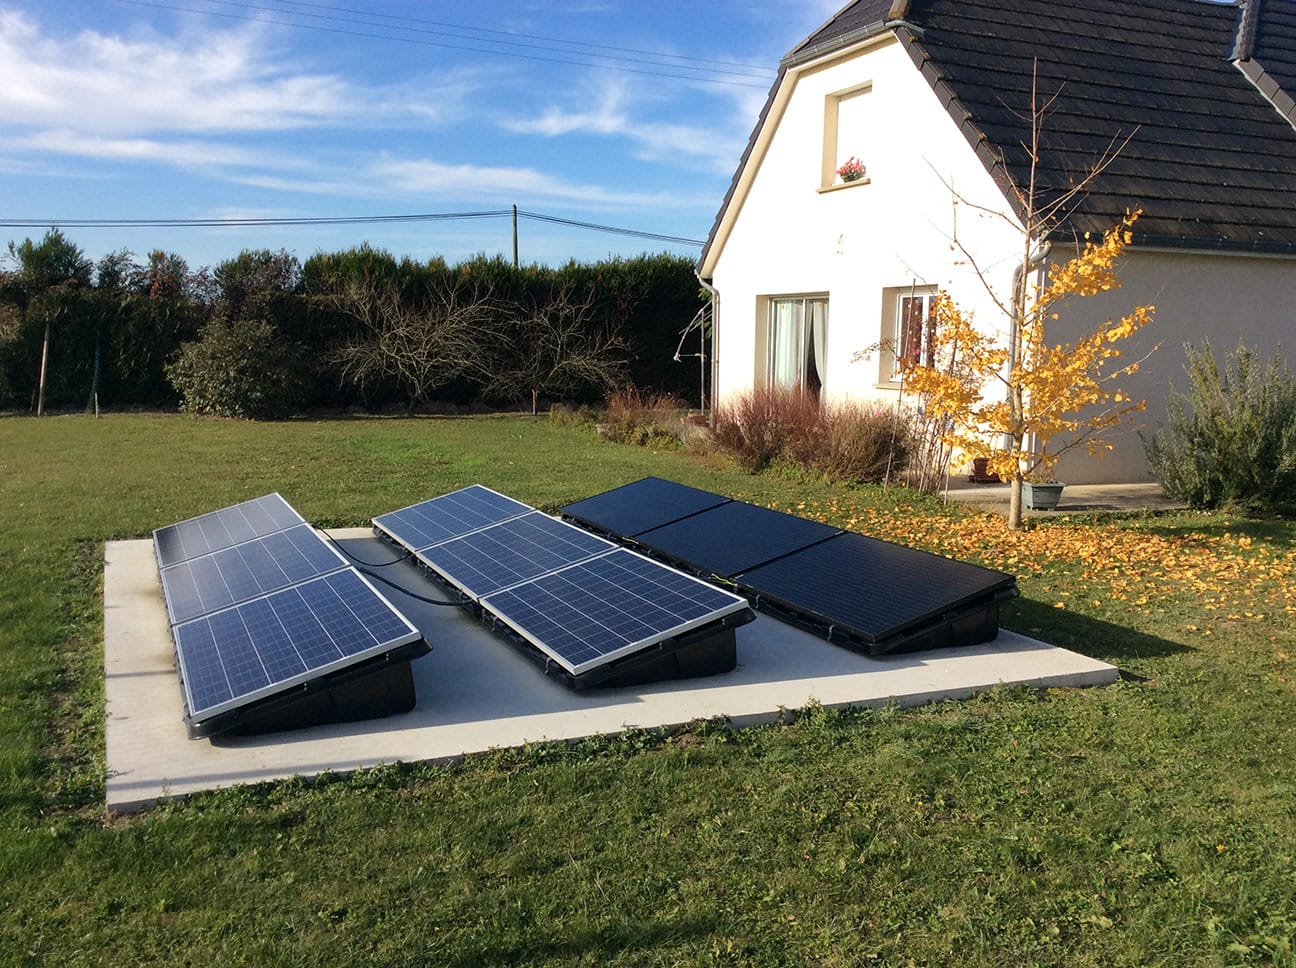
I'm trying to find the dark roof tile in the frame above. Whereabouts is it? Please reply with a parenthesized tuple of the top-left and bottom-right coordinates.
(1251, 0, 1296, 91)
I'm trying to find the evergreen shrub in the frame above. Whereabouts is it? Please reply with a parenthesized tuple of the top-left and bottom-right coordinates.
(1143, 340, 1296, 513)
(166, 316, 310, 419)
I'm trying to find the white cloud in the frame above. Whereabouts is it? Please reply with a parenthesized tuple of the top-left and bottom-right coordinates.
(503, 77, 753, 174)
(0, 8, 462, 136)
(367, 155, 705, 210)
(15, 129, 304, 171)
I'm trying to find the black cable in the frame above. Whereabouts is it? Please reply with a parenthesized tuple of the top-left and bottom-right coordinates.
(357, 567, 464, 607)
(517, 210, 706, 246)
(317, 527, 464, 606)
(0, 210, 706, 246)
(263, 0, 773, 75)
(318, 527, 406, 567)
(0, 210, 511, 228)
(114, 0, 770, 89)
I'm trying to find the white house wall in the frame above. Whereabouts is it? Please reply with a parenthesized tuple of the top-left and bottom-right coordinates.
(710, 36, 1024, 413)
(709, 35, 1296, 485)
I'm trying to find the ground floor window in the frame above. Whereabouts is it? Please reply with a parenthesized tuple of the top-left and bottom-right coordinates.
(879, 285, 937, 385)
(768, 296, 828, 396)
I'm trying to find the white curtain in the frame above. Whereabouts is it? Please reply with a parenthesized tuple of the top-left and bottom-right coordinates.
(770, 300, 800, 388)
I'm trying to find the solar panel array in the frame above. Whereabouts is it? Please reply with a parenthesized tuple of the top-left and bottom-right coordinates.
(481, 549, 749, 677)
(154, 493, 304, 567)
(372, 485, 532, 550)
(155, 494, 424, 736)
(375, 486, 752, 684)
(562, 477, 731, 538)
(420, 511, 615, 599)
(562, 477, 1019, 655)
(633, 500, 840, 578)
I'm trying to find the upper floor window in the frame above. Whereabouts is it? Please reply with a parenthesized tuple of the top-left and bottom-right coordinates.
(821, 84, 872, 190)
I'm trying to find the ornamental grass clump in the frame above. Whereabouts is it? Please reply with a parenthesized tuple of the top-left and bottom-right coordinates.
(713, 386, 908, 484)
(600, 385, 685, 447)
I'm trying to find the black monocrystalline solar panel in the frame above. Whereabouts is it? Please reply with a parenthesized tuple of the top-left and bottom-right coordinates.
(153, 493, 303, 567)
(480, 548, 751, 676)
(416, 511, 615, 600)
(373, 484, 532, 553)
(561, 476, 732, 537)
(633, 500, 842, 578)
(158, 523, 349, 624)
(735, 532, 1018, 655)
(174, 569, 423, 724)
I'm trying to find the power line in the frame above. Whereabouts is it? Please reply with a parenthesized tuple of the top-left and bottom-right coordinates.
(517, 211, 704, 247)
(114, 0, 773, 89)
(0, 208, 706, 246)
(0, 210, 510, 228)
(262, 0, 772, 74)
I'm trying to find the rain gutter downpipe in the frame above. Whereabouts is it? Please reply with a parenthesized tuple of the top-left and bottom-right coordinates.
(695, 271, 719, 428)
(1007, 238, 1052, 452)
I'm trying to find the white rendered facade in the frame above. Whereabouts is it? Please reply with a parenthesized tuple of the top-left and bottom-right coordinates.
(703, 34, 1296, 483)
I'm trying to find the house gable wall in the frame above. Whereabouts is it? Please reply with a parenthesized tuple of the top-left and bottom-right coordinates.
(710, 37, 1022, 409)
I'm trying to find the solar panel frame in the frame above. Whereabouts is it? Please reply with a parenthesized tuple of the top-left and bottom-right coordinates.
(153, 493, 304, 567)
(734, 532, 1018, 654)
(158, 523, 350, 625)
(373, 484, 534, 554)
(415, 510, 617, 600)
(632, 500, 843, 578)
(561, 476, 733, 538)
(479, 547, 752, 677)
(173, 568, 424, 725)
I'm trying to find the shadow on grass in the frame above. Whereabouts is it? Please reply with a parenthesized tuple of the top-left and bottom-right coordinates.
(442, 915, 718, 968)
(1135, 515, 1296, 545)
(1004, 597, 1191, 664)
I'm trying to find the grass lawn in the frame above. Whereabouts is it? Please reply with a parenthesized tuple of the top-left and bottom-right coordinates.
(2, 412, 1295, 966)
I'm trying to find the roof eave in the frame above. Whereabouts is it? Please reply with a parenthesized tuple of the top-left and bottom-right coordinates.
(1128, 234, 1296, 257)
(699, 24, 905, 278)
(781, 17, 923, 70)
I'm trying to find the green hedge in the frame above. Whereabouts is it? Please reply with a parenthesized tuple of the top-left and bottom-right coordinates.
(0, 238, 704, 415)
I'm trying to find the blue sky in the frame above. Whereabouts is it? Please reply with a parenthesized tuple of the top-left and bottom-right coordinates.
(0, 0, 841, 272)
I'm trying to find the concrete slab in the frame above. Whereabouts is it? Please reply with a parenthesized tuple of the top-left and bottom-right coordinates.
(105, 531, 1119, 814)
(945, 480, 1182, 513)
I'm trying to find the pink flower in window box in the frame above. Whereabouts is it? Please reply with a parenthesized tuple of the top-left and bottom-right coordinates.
(836, 156, 866, 182)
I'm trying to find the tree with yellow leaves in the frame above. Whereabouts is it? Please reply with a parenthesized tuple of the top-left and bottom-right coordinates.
(901, 211, 1155, 529)
(892, 64, 1158, 529)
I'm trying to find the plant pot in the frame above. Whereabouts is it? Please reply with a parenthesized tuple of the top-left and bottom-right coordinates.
(968, 457, 1001, 483)
(1022, 481, 1065, 510)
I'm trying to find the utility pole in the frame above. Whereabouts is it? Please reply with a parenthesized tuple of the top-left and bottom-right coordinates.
(36, 311, 50, 417)
(512, 205, 519, 268)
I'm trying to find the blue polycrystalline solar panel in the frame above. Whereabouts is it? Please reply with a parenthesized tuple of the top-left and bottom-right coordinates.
(735, 532, 1018, 655)
(373, 484, 533, 553)
(480, 548, 751, 676)
(561, 477, 733, 537)
(154, 493, 303, 567)
(174, 570, 422, 724)
(417, 511, 616, 600)
(633, 500, 842, 578)
(158, 523, 350, 624)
